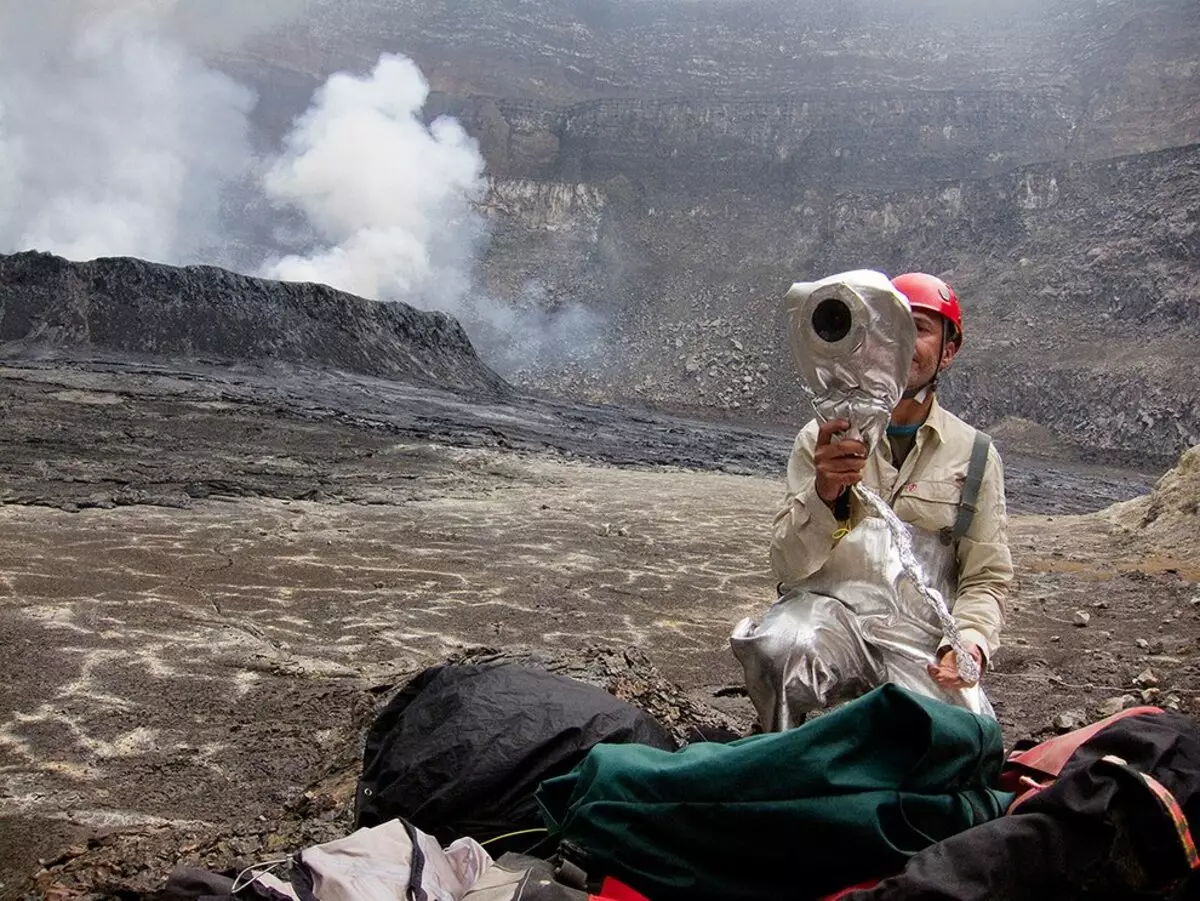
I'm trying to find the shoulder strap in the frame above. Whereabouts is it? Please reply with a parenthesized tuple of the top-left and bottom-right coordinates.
(952, 430, 992, 541)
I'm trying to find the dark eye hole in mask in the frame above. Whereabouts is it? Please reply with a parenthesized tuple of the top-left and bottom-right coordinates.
(811, 297, 852, 343)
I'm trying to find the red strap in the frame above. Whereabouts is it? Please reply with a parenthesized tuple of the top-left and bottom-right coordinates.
(1000, 706, 1164, 795)
(819, 879, 883, 900)
(593, 877, 652, 901)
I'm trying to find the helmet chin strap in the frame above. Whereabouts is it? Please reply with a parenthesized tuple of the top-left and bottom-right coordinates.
(906, 383, 934, 404)
(899, 323, 948, 404)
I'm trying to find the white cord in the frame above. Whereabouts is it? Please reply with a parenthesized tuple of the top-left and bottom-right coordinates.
(230, 857, 290, 894)
(856, 486, 981, 684)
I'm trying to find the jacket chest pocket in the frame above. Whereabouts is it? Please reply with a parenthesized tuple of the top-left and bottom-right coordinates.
(892, 478, 963, 534)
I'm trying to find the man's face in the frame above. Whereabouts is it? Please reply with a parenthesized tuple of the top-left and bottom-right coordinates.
(907, 309, 959, 390)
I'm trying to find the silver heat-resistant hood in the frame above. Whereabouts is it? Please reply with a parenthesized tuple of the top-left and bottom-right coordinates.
(785, 269, 915, 453)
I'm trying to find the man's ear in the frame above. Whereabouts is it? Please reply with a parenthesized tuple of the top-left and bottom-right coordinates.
(941, 337, 960, 368)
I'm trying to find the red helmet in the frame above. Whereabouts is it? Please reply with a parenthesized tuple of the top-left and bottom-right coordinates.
(891, 272, 963, 344)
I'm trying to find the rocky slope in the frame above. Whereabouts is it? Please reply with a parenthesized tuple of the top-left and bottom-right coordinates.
(475, 141, 1200, 467)
(222, 0, 1200, 465)
(1105, 444, 1200, 559)
(0, 252, 509, 395)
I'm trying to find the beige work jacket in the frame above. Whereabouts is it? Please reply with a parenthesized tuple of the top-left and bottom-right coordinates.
(769, 398, 1013, 661)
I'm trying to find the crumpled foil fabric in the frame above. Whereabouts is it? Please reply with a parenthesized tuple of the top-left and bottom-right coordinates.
(858, 487, 982, 685)
(731, 517, 993, 729)
(784, 269, 915, 454)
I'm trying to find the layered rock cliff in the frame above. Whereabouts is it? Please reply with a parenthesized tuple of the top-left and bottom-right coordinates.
(0, 252, 510, 395)
(473, 140, 1200, 466)
(259, 0, 1200, 158)
(225, 0, 1200, 463)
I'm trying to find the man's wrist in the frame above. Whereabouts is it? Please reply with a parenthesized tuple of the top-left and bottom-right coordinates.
(814, 476, 838, 507)
(936, 642, 984, 670)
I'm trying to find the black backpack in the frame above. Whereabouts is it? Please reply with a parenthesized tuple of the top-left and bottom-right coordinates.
(354, 662, 675, 850)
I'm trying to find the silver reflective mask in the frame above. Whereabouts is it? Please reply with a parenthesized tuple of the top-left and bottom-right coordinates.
(785, 269, 915, 453)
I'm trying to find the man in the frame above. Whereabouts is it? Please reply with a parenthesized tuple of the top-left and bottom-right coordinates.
(734, 272, 1013, 727)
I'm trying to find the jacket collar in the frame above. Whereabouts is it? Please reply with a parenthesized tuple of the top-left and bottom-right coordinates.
(921, 396, 949, 441)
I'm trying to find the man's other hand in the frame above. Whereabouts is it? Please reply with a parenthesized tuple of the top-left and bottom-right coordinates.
(927, 644, 985, 690)
(814, 418, 868, 505)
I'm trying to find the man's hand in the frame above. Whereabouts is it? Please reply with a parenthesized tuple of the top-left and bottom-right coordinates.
(927, 644, 985, 690)
(814, 418, 868, 505)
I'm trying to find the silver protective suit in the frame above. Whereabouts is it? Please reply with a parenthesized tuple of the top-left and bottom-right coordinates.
(731, 519, 992, 730)
(732, 270, 991, 729)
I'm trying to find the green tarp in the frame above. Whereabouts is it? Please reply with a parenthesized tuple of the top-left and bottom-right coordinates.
(536, 684, 1014, 901)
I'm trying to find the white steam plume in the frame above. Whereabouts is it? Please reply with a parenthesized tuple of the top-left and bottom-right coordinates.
(262, 53, 602, 371)
(0, 1, 305, 264)
(464, 281, 605, 375)
(0, 5, 603, 373)
(262, 54, 487, 311)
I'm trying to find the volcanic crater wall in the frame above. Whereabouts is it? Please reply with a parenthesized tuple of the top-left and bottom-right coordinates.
(0, 252, 510, 395)
(232, 0, 1200, 461)
(475, 136, 1200, 465)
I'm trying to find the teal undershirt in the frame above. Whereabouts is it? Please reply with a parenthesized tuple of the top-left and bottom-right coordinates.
(887, 416, 928, 468)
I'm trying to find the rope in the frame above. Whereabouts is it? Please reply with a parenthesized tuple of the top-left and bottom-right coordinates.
(479, 827, 549, 848)
(855, 486, 981, 684)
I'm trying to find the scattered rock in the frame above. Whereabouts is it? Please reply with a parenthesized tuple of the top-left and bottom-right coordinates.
(1096, 695, 1135, 718)
(1133, 668, 1159, 688)
(1053, 710, 1088, 733)
(1136, 638, 1150, 649)
(1073, 611, 1091, 627)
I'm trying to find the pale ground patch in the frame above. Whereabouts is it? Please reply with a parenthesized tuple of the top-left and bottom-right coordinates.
(0, 451, 778, 868)
(1, 447, 1195, 897)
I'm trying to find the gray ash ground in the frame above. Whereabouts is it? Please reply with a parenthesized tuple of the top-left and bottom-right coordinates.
(0, 352, 1192, 900)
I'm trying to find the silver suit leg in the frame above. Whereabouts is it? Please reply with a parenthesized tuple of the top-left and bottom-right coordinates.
(731, 591, 885, 731)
